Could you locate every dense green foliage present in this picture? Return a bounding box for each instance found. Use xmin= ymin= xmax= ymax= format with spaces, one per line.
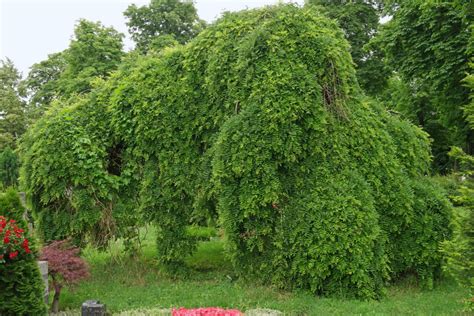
xmin=377 ymin=0 xmax=472 ymax=171
xmin=0 ymin=147 xmax=19 ymax=188
xmin=392 ymin=178 xmax=452 ymax=287
xmin=124 ymin=0 xmax=206 ymax=53
xmin=61 ymin=20 xmax=124 ymax=96
xmin=20 ymin=93 xmax=140 ymax=246
xmin=465 ymin=22 xmax=474 ymax=132
xmin=441 ymin=148 xmax=474 ymax=309
xmin=440 ymin=53 xmax=474 ymax=308
xmin=306 ymin=0 xmax=390 ymax=96
xmin=0 ymin=187 xmax=24 ymax=221
xmin=0 ymin=257 xmax=48 ymax=315
xmin=21 ymin=52 xmax=66 ymax=121
xmin=21 ymin=5 xmax=452 ymax=298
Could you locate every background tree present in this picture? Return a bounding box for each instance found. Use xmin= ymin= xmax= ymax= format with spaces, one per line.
xmin=0 ymin=59 xmax=27 ymax=149
xmin=60 ymin=19 xmax=124 ymax=96
xmin=379 ymin=75 xmax=452 ymax=170
xmin=21 ymin=52 xmax=66 ymax=121
xmin=376 ymin=0 xmax=472 ymax=171
xmin=306 ymin=0 xmax=390 ymax=96
xmin=0 ymin=60 xmax=25 ymax=187
xmin=441 ymin=147 xmax=474 ymax=310
xmin=124 ymin=0 xmax=206 ymax=53
xmin=440 ymin=27 xmax=474 ymax=309
xmin=148 ymin=34 xmax=179 ymax=52
xmin=22 ymin=20 xmax=124 ymax=119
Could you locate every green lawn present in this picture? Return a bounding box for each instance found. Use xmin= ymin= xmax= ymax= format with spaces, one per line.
xmin=58 ymin=227 xmax=470 ymax=315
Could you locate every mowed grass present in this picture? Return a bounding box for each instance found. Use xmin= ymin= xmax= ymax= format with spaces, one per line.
xmin=58 ymin=227 xmax=470 ymax=315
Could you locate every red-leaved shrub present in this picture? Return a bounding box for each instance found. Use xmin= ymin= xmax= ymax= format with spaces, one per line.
xmin=40 ymin=240 xmax=89 ymax=312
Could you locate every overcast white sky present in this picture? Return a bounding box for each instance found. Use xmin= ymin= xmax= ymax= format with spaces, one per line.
xmin=0 ymin=0 xmax=304 ymax=76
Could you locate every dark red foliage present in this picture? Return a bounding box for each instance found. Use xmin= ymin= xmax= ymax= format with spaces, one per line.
xmin=40 ymin=240 xmax=89 ymax=285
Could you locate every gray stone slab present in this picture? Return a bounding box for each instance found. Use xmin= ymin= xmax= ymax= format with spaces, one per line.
xmin=245 ymin=309 xmax=283 ymax=316
xmin=38 ymin=260 xmax=49 ymax=305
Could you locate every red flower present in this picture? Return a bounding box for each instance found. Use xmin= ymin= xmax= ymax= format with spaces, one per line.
xmin=0 ymin=215 xmax=31 ymax=262
xmin=22 ymin=239 xmax=31 ymax=254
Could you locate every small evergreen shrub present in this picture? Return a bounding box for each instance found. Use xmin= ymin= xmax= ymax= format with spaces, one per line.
xmin=0 ymin=187 xmax=25 ymax=221
xmin=0 ymin=216 xmax=47 ymax=315
xmin=0 ymin=147 xmax=19 ymax=188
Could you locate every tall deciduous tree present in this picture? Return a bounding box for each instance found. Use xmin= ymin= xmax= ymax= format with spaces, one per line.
xmin=440 ymin=21 xmax=474 ymax=306
xmin=124 ymin=0 xmax=206 ymax=53
xmin=22 ymin=20 xmax=124 ymax=119
xmin=306 ymin=0 xmax=390 ymax=95
xmin=377 ymin=1 xmax=472 ymax=171
xmin=462 ymin=1 xmax=473 ymax=130
xmin=60 ymin=19 xmax=124 ymax=96
xmin=22 ymin=52 xmax=66 ymax=121
xmin=0 ymin=59 xmax=27 ymax=150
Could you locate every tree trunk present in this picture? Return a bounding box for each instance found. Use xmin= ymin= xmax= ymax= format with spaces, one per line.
xmin=51 ymin=282 xmax=62 ymax=313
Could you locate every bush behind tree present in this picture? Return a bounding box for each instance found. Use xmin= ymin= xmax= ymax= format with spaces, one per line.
xmin=0 ymin=147 xmax=19 ymax=188
xmin=440 ymin=35 xmax=474 ymax=308
xmin=0 ymin=187 xmax=24 ymax=221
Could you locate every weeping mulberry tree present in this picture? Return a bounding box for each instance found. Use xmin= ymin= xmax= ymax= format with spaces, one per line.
xmin=21 ymin=4 xmax=452 ymax=298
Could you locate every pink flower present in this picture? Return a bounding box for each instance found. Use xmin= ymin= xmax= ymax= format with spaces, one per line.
xmin=172 ymin=308 xmax=242 ymax=316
